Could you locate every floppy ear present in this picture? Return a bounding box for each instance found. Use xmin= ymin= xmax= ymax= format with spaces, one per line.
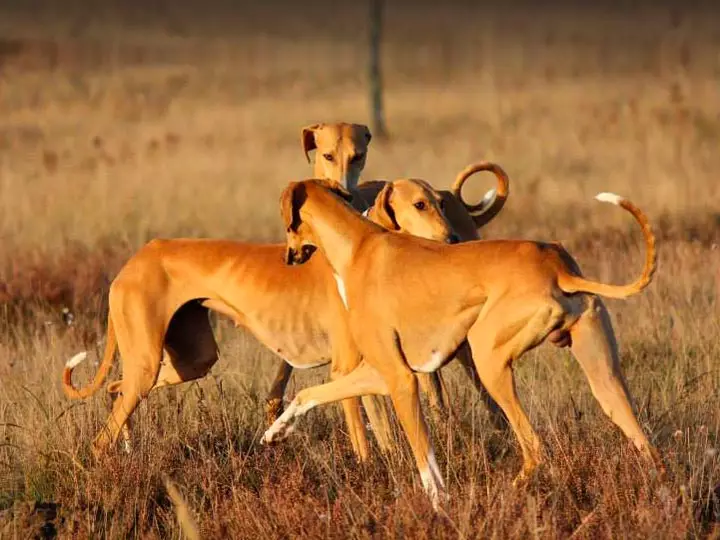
xmin=313 ymin=178 xmax=354 ymax=204
xmin=373 ymin=183 xmax=399 ymax=230
xmin=280 ymin=182 xmax=308 ymax=232
xmin=301 ymin=124 xmax=322 ymax=163
xmin=360 ymin=124 xmax=372 ymax=145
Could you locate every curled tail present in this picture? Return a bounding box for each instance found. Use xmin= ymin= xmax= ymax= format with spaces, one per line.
xmin=558 ymin=192 xmax=657 ymax=299
xmin=62 ymin=313 xmax=117 ymax=399
xmin=451 ymin=161 xmax=510 ymax=229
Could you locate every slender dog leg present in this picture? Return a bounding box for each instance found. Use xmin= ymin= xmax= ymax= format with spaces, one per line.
xmin=467 ymin=298 xmax=565 ymax=485
xmin=570 ymin=296 xmax=664 ymax=472
xmin=262 ymin=359 xmax=447 ymax=510
xmin=262 ymin=360 xmax=389 ymax=443
xmin=91 ymin=288 xmax=168 ymax=455
xmin=388 ymin=370 xmax=446 ymax=509
xmin=454 ymin=344 xmax=508 ymax=431
xmin=330 ymin=367 xmax=370 ymax=461
xmin=266 ymin=362 xmax=293 ymax=425
xmin=361 ymin=395 xmax=395 ymax=452
xmin=417 ymin=372 xmax=450 ymax=426
xmin=92 ymin=391 xmax=141 ymax=455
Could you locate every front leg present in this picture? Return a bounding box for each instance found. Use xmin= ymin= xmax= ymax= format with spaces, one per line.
xmin=266 ymin=361 xmax=294 ymax=425
xmin=262 ymin=360 xmax=389 ymax=444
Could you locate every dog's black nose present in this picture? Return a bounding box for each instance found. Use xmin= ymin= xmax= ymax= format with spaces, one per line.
xmin=446 ymin=233 xmax=460 ymax=245
xmin=285 ymin=248 xmax=297 ymax=265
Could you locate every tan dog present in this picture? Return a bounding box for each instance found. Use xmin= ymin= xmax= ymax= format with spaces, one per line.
xmin=265 ymin=123 xmax=513 ymax=427
xmin=300 ymin=122 xmax=508 ymax=240
xmin=262 ymin=179 xmax=664 ymax=509
xmin=61 ymin=177 xmax=461 ymax=461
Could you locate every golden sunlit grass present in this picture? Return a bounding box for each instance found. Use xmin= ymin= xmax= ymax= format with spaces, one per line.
xmin=0 ymin=2 xmax=719 ymax=538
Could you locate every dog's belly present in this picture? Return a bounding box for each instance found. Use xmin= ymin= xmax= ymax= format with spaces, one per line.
xmin=397 ymin=308 xmax=480 ymax=373
xmin=244 ymin=316 xmax=332 ymax=369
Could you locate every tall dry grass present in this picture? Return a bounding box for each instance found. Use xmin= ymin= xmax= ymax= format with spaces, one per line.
xmin=0 ymin=1 xmax=719 ymax=538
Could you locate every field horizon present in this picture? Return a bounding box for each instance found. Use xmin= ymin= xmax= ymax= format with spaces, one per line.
xmin=1 ymin=1 xmax=719 ymax=538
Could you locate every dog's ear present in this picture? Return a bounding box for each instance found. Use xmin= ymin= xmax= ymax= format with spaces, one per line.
xmin=313 ymin=178 xmax=354 ymax=204
xmin=373 ymin=183 xmax=399 ymax=230
xmin=359 ymin=124 xmax=372 ymax=145
xmin=280 ymin=182 xmax=308 ymax=232
xmin=301 ymin=124 xmax=322 ymax=163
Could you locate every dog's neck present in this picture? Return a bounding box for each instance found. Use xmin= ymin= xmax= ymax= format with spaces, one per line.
xmin=302 ymin=184 xmax=379 ymax=277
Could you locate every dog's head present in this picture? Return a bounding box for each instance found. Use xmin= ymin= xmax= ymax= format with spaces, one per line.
xmin=280 ymin=178 xmax=354 ymax=265
xmin=371 ymin=178 xmax=459 ymax=244
xmin=301 ymin=122 xmax=371 ymax=190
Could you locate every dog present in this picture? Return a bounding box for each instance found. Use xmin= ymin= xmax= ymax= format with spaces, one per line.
xmin=300 ymin=122 xmax=508 ymax=239
xmin=262 ymin=178 xmax=664 ymax=510
xmin=264 ymin=123 xmax=514 ymax=425
xmin=62 ymin=175 xmax=469 ymax=461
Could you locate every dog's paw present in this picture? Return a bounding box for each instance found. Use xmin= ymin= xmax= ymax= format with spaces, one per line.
xmin=262 ymin=421 xmax=290 ymax=444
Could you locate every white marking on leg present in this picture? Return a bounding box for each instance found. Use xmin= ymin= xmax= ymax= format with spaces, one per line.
xmin=362 ymin=208 xmax=370 ymax=218
xmin=333 ymin=273 xmax=349 ymax=309
xmin=595 ymin=192 xmax=624 ymax=205
xmin=414 ymin=350 xmax=447 ymax=373
xmin=419 ymin=447 xmax=446 ymax=510
xmin=262 ymin=399 xmax=318 ymax=443
xmin=65 ymin=351 xmax=88 ymax=369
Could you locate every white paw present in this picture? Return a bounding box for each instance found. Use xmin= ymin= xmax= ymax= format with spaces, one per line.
xmin=262 ymin=402 xmax=297 ymax=444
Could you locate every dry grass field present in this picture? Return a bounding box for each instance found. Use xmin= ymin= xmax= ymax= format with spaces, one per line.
xmin=1 ymin=1 xmax=719 ymax=537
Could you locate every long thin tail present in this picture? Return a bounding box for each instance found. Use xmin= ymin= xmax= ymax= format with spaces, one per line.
xmin=451 ymin=161 xmax=510 ymax=229
xmin=558 ymin=192 xmax=657 ymax=299
xmin=62 ymin=313 xmax=117 ymax=399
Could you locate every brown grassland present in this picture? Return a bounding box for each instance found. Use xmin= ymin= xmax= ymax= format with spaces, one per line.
xmin=0 ymin=1 xmax=719 ymax=538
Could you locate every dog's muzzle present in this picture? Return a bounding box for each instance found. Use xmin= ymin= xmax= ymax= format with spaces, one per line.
xmin=285 ymin=245 xmax=317 ymax=265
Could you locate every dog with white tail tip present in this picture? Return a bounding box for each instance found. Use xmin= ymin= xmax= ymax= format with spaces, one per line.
xmin=263 ymin=179 xmax=665 ymax=510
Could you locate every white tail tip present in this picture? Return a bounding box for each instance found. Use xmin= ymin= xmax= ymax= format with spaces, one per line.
xmin=66 ymin=351 xmax=88 ymax=369
xmin=595 ymin=192 xmax=624 ymax=205
xmin=480 ymin=188 xmax=497 ymax=205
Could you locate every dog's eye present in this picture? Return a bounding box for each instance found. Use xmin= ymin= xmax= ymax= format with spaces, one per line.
xmin=414 ymin=201 xmax=426 ymax=211
xmin=323 ymin=153 xmax=334 ymax=162
xmin=350 ymin=153 xmax=365 ymax=163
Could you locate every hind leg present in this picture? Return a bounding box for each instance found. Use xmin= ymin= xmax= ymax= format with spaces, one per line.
xmin=266 ymin=362 xmax=293 ymax=426
xmin=91 ymin=286 xmax=166 ymax=456
xmin=467 ymin=296 xmax=565 ymax=484
xmin=454 ymin=343 xmax=508 ymax=431
xmin=95 ymin=300 xmax=218 ymax=455
xmin=570 ymin=296 xmax=663 ymax=471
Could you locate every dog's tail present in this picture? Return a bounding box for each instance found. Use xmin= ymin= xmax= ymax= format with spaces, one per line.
xmin=558 ymin=192 xmax=657 ymax=299
xmin=62 ymin=313 xmax=117 ymax=399
xmin=451 ymin=161 xmax=510 ymax=229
